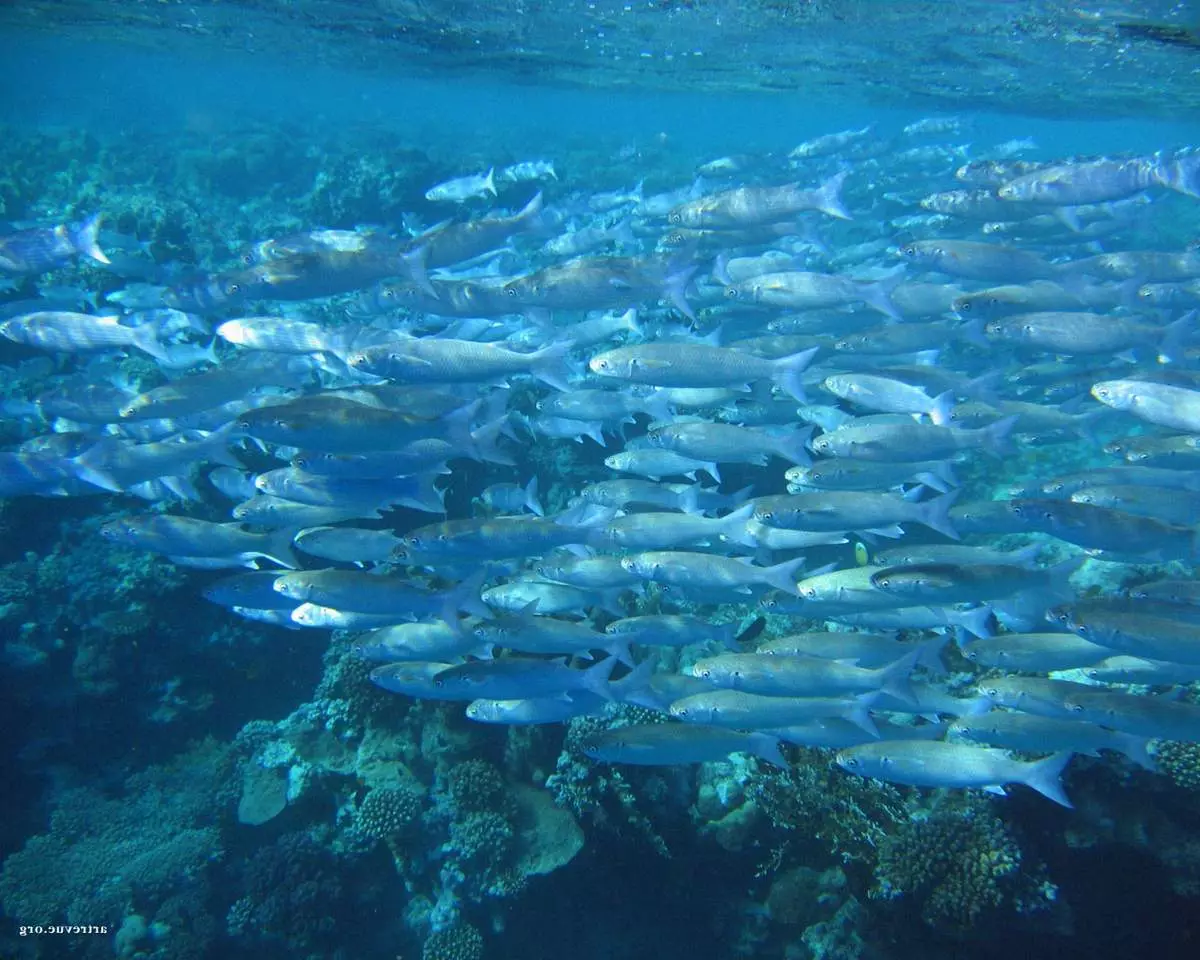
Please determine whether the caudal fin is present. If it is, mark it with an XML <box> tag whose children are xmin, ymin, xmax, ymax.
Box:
<box><xmin>747</xmin><ymin>732</ymin><xmax>789</xmax><ymax>768</ymax></box>
<box><xmin>773</xmin><ymin>346</ymin><xmax>820</xmax><ymax>404</ymax></box>
<box><xmin>812</xmin><ymin>170</ymin><xmax>852</xmax><ymax>221</ymax></box>
<box><xmin>529</xmin><ymin>340</ymin><xmax>576</xmax><ymax>392</ymax></box>
<box><xmin>917</xmin><ymin>489</ymin><xmax>961</xmax><ymax>540</ymax></box>
<box><xmin>1021</xmin><ymin>751</ymin><xmax>1074</xmax><ymax>809</ymax></box>
<box><xmin>760</xmin><ymin>555</ymin><xmax>806</xmax><ymax>595</ymax></box>
<box><xmin>70</xmin><ymin>213</ymin><xmax>110</xmax><ymax>265</ymax></box>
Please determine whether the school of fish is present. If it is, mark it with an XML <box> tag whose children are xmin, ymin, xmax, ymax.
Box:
<box><xmin>3</xmin><ymin>124</ymin><xmax>1200</xmax><ymax>810</ymax></box>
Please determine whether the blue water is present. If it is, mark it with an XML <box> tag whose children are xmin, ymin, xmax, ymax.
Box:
<box><xmin>2</xmin><ymin>5</ymin><xmax>1200</xmax><ymax>960</ymax></box>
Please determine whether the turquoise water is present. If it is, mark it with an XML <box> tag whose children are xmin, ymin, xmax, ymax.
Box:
<box><xmin>1</xmin><ymin>4</ymin><xmax>1200</xmax><ymax>960</ymax></box>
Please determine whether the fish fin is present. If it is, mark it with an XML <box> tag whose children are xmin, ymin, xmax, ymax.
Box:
<box><xmin>1115</xmin><ymin>734</ymin><xmax>1157</xmax><ymax>773</ymax></box>
<box><xmin>663</xmin><ymin>263</ymin><xmax>699</xmax><ymax>321</ymax></box>
<box><xmin>982</xmin><ymin>414</ymin><xmax>1019</xmax><ymax>458</ymax></box>
<box><xmin>401</xmin><ymin>243</ymin><xmax>436</xmax><ymax>298</ymax></box>
<box><xmin>468</xmin><ymin>417</ymin><xmax>517</xmax><ymax>466</ymax></box>
<box><xmin>582</xmin><ymin>655</ymin><xmax>620</xmax><ymax>701</ymax></box>
<box><xmin>876</xmin><ymin>649</ymin><xmax>921</xmax><ymax>705</ymax></box>
<box><xmin>71</xmin><ymin>213</ymin><xmax>110</xmax><ymax>265</ymax></box>
<box><xmin>485</xmin><ymin>168</ymin><xmax>497</xmax><ymax>196</ymax></box>
<box><xmin>772</xmin><ymin>424</ymin><xmax>814</xmax><ymax>467</ymax></box>
<box><xmin>762</xmin><ymin>556</ymin><xmax>806</xmax><ymax>595</ymax></box>
<box><xmin>928</xmin><ymin>390</ymin><xmax>956</xmax><ymax>427</ymax></box>
<box><xmin>261</xmin><ymin>528</ymin><xmax>303</xmax><ymax>570</ymax></box>
<box><xmin>844</xmin><ymin>692</ymin><xmax>880</xmax><ymax>737</ymax></box>
<box><xmin>919</xmin><ymin>488</ymin><xmax>961</xmax><ymax>540</ymax></box>
<box><xmin>528</xmin><ymin>340</ymin><xmax>576</xmax><ymax>393</ymax></box>
<box><xmin>523</xmin><ymin>475</ymin><xmax>544</xmax><ymax>516</ymax></box>
<box><xmin>716</xmin><ymin>502</ymin><xmax>757</xmax><ymax>547</ymax></box>
<box><xmin>813</xmin><ymin>170</ymin><xmax>852</xmax><ymax>221</ymax></box>
<box><xmin>605</xmin><ymin>636</ymin><xmax>636</xmax><ymax>668</ymax></box>
<box><xmin>449</xmin><ymin>569</ymin><xmax>493</xmax><ymax>622</ymax></box>
<box><xmin>747</xmin><ymin>732</ymin><xmax>789</xmax><ymax>768</ymax></box>
<box><xmin>773</xmin><ymin>346</ymin><xmax>820</xmax><ymax>404</ymax></box>
<box><xmin>863</xmin><ymin>267</ymin><xmax>905</xmax><ymax>321</ymax></box>
<box><xmin>1022</xmin><ymin>751</ymin><xmax>1074</xmax><ymax>809</ymax></box>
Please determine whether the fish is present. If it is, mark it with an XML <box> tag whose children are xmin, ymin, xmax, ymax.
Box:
<box><xmin>835</xmin><ymin>741</ymin><xmax>1073</xmax><ymax>808</ymax></box>
<box><xmin>687</xmin><ymin>649</ymin><xmax>919</xmax><ymax>702</ymax></box>
<box><xmin>589</xmin><ymin>342</ymin><xmax>816</xmax><ymax>402</ymax></box>
<box><xmin>425</xmin><ymin>655</ymin><xmax>619</xmax><ymax>701</ymax></box>
<box><xmin>425</xmin><ymin>168</ymin><xmax>498</xmax><ymax>203</ymax></box>
<box><xmin>99</xmin><ymin>515</ymin><xmax>300</xmax><ymax>568</ymax></box>
<box><xmin>582</xmin><ymin>723</ymin><xmax>786</xmax><ymax>767</ymax></box>
<box><xmin>670</xmin><ymin>688</ymin><xmax>879</xmax><ymax>735</ymax></box>
<box><xmin>948</xmin><ymin>712</ymin><xmax>1155</xmax><ymax>772</ymax></box>
<box><xmin>0</xmin><ymin>214</ymin><xmax>108</xmax><ymax>273</ymax></box>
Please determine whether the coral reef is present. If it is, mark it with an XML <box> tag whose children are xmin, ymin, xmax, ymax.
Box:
<box><xmin>871</xmin><ymin>798</ymin><xmax>1058</xmax><ymax>933</ymax></box>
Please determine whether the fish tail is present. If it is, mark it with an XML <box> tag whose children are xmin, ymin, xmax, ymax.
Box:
<box><xmin>919</xmin><ymin>488</ymin><xmax>961</xmax><ymax>540</ymax></box>
<box><xmin>761</xmin><ymin>555</ymin><xmax>806</xmax><ymax>595</ymax></box>
<box><xmin>1156</xmin><ymin>149</ymin><xmax>1200</xmax><ymax>199</ymax></box>
<box><xmin>468</xmin><ymin>417</ymin><xmax>518</xmax><ymax>466</ymax></box>
<box><xmin>583</xmin><ymin>655</ymin><xmax>620</xmax><ymax>700</ymax></box>
<box><xmin>618</xmin><ymin>307</ymin><xmax>642</xmax><ymax>340</ymax></box>
<box><xmin>747</xmin><ymin>732</ymin><xmax>788</xmax><ymax>768</ymax></box>
<box><xmin>983</xmin><ymin>413</ymin><xmax>1019</xmax><ymax>458</ymax></box>
<box><xmin>449</xmin><ymin>569</ymin><xmax>492</xmax><ymax>621</ymax></box>
<box><xmin>129</xmin><ymin>322</ymin><xmax>170</xmax><ymax>363</ymax></box>
<box><xmin>517</xmin><ymin>190</ymin><xmax>544</xmax><ymax>223</ymax></box>
<box><xmin>772</xmin><ymin>346</ymin><xmax>820</xmax><ymax>404</ymax></box>
<box><xmin>711</xmin><ymin>252</ymin><xmax>733</xmax><ymax>287</ymax></box>
<box><xmin>917</xmin><ymin>633</ymin><xmax>951</xmax><ymax>675</ymax></box>
<box><xmin>1115</xmin><ymin>734</ymin><xmax>1157</xmax><ymax>773</ymax></box>
<box><xmin>876</xmin><ymin>648</ymin><xmax>921</xmax><ymax>705</ymax></box>
<box><xmin>70</xmin><ymin>212</ymin><xmax>110</xmax><ymax>265</ymax></box>
<box><xmin>956</xmin><ymin>604</ymin><xmax>995</xmax><ymax>640</ymax></box>
<box><xmin>717</xmin><ymin>502</ymin><xmax>757</xmax><ymax>547</ymax></box>
<box><xmin>1022</xmin><ymin>751</ymin><xmax>1074</xmax><ymax>808</ymax></box>
<box><xmin>772</xmin><ymin>424</ymin><xmax>814</xmax><ymax>467</ymax></box>
<box><xmin>484</xmin><ymin>167</ymin><xmax>497</xmax><ymax>196</ymax></box>
<box><xmin>400</xmin><ymin>243</ymin><xmax>435</xmax><ymax>298</ymax></box>
<box><xmin>523</xmin><ymin>475</ymin><xmax>544</xmax><ymax>516</ymax></box>
<box><xmin>928</xmin><ymin>390</ymin><xmax>956</xmax><ymax>427</ymax></box>
<box><xmin>263</xmin><ymin>528</ymin><xmax>302</xmax><ymax>570</ymax></box>
<box><xmin>863</xmin><ymin>267</ymin><xmax>906</xmax><ymax>321</ymax></box>
<box><xmin>1159</xmin><ymin>309</ymin><xmax>1196</xmax><ymax>364</ymax></box>
<box><xmin>814</xmin><ymin>169</ymin><xmax>852</xmax><ymax>221</ymax></box>
<box><xmin>605</xmin><ymin>636</ymin><xmax>636</xmax><ymax>668</ymax></box>
<box><xmin>528</xmin><ymin>339</ymin><xmax>576</xmax><ymax>392</ymax></box>
<box><xmin>662</xmin><ymin>263</ymin><xmax>698</xmax><ymax>321</ymax></box>
<box><xmin>610</xmin><ymin>653</ymin><xmax>656</xmax><ymax>699</ymax></box>
<box><xmin>844</xmin><ymin>692</ymin><xmax>880</xmax><ymax>737</ymax></box>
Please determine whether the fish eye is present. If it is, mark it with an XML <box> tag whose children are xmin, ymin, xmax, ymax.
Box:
<box><xmin>983</xmin><ymin>685</ymin><xmax>998</xmax><ymax>697</ymax></box>
<box><xmin>1068</xmin><ymin>702</ymin><xmax>1084</xmax><ymax>714</ymax></box>
<box><xmin>668</xmin><ymin>212</ymin><xmax>682</xmax><ymax>225</ymax></box>
<box><xmin>1021</xmin><ymin>323</ymin><xmax>1035</xmax><ymax>335</ymax></box>
<box><xmin>901</xmin><ymin>246</ymin><xmax>915</xmax><ymax>257</ymax></box>
<box><xmin>226</xmin><ymin>282</ymin><xmax>242</xmax><ymax>295</ymax></box>
<box><xmin>724</xmin><ymin>287</ymin><xmax>739</xmax><ymax>299</ymax></box>
<box><xmin>841</xmin><ymin>756</ymin><xmax>858</xmax><ymax>769</ymax></box>
<box><xmin>240</xmin><ymin>252</ymin><xmax>254</xmax><ymax>266</ymax></box>
<box><xmin>958</xmin><ymin>300</ymin><xmax>972</xmax><ymax>312</ymax></box>
<box><xmin>506</xmin><ymin>287</ymin><xmax>518</xmax><ymax>297</ymax></box>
